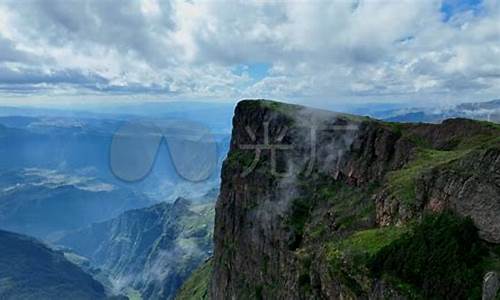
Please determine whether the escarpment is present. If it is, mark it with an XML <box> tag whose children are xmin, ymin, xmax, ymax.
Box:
<box><xmin>205</xmin><ymin>100</ymin><xmax>500</xmax><ymax>300</ymax></box>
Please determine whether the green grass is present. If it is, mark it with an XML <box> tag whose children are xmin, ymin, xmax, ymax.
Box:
<box><xmin>338</xmin><ymin>227</ymin><xmax>407</xmax><ymax>258</ymax></box>
<box><xmin>258</xmin><ymin>99</ymin><xmax>301</xmax><ymax>114</ymax></box>
<box><xmin>370</xmin><ymin>212</ymin><xmax>486</xmax><ymax>299</ymax></box>
<box><xmin>322</xmin><ymin>212</ymin><xmax>500</xmax><ymax>298</ymax></box>
<box><xmin>326</xmin><ymin>226</ymin><xmax>407</xmax><ymax>267</ymax></box>
<box><xmin>324</xmin><ymin>183</ymin><xmax>376</xmax><ymax>231</ymax></box>
<box><xmin>248</xmin><ymin>99</ymin><xmax>369</xmax><ymax>124</ymax></box>
<box><xmin>386</xmin><ymin>148</ymin><xmax>468</xmax><ymax>204</ymax></box>
<box><xmin>175</xmin><ymin>260</ymin><xmax>212</xmax><ymax>300</ymax></box>
<box><xmin>322</xmin><ymin>226</ymin><xmax>408</xmax><ymax>298</ymax></box>
<box><xmin>286</xmin><ymin>179</ymin><xmax>376</xmax><ymax>250</ymax></box>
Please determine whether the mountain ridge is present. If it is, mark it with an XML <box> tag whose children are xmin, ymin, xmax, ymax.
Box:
<box><xmin>176</xmin><ymin>99</ymin><xmax>500</xmax><ymax>299</ymax></box>
<box><xmin>58</xmin><ymin>197</ymin><xmax>215</xmax><ymax>300</ymax></box>
<box><xmin>383</xmin><ymin>98</ymin><xmax>500</xmax><ymax>123</ymax></box>
<box><xmin>0</xmin><ymin>229</ymin><xmax>110</xmax><ymax>300</ymax></box>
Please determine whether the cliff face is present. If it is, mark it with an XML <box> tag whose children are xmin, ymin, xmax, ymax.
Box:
<box><xmin>209</xmin><ymin>100</ymin><xmax>500</xmax><ymax>299</ymax></box>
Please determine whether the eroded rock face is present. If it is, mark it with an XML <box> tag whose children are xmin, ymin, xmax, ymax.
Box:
<box><xmin>415</xmin><ymin>148</ymin><xmax>500</xmax><ymax>243</ymax></box>
<box><xmin>340</xmin><ymin>121</ymin><xmax>416</xmax><ymax>185</ymax></box>
<box><xmin>210</xmin><ymin>100</ymin><xmax>500</xmax><ymax>299</ymax></box>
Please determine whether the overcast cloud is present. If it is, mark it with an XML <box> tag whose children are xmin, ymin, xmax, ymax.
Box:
<box><xmin>0</xmin><ymin>0</ymin><xmax>499</xmax><ymax>106</ymax></box>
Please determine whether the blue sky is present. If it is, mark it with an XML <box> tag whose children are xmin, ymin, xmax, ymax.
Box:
<box><xmin>0</xmin><ymin>0</ymin><xmax>499</xmax><ymax>108</ymax></box>
<box><xmin>233</xmin><ymin>63</ymin><xmax>270</xmax><ymax>82</ymax></box>
<box><xmin>441</xmin><ymin>0</ymin><xmax>483</xmax><ymax>21</ymax></box>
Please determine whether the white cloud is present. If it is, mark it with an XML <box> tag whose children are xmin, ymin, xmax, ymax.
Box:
<box><xmin>0</xmin><ymin>0</ymin><xmax>499</xmax><ymax>106</ymax></box>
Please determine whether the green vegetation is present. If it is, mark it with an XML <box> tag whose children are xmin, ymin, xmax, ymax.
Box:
<box><xmin>482</xmin><ymin>244</ymin><xmax>500</xmax><ymax>278</ymax></box>
<box><xmin>325</xmin><ymin>226</ymin><xmax>407</xmax><ymax>279</ymax></box>
<box><xmin>257</xmin><ymin>99</ymin><xmax>301</xmax><ymax>115</ymax></box>
<box><xmin>382</xmin><ymin>122</ymin><xmax>432</xmax><ymax>148</ymax></box>
<box><xmin>383</xmin><ymin>117</ymin><xmax>500</xmax><ymax>150</ymax></box>
<box><xmin>371</xmin><ymin>212</ymin><xmax>486</xmax><ymax>299</ymax></box>
<box><xmin>387</xmin><ymin>148</ymin><xmax>468</xmax><ymax>204</ymax></box>
<box><xmin>222</xmin><ymin>101</ymin><xmax>500</xmax><ymax>299</ymax></box>
<box><xmin>320</xmin><ymin>212</ymin><xmax>498</xmax><ymax>299</ymax></box>
<box><xmin>175</xmin><ymin>260</ymin><xmax>212</xmax><ymax>300</ymax></box>
<box><xmin>323</xmin><ymin>182</ymin><xmax>377</xmax><ymax>231</ymax></box>
<box><xmin>225</xmin><ymin>148</ymin><xmax>256</xmax><ymax>170</ymax></box>
<box><xmin>287</xmin><ymin>196</ymin><xmax>312</xmax><ymax>249</ymax></box>
<box><xmin>0</xmin><ymin>230</ymin><xmax>107</xmax><ymax>300</ymax></box>
<box><xmin>286</xmin><ymin>178</ymin><xmax>376</xmax><ymax>250</ymax></box>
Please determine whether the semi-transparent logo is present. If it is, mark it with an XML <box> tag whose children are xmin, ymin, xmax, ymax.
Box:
<box><xmin>110</xmin><ymin>119</ymin><xmax>217</xmax><ymax>182</ymax></box>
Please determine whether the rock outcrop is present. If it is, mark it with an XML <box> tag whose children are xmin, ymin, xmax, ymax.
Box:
<box><xmin>483</xmin><ymin>272</ymin><xmax>499</xmax><ymax>300</ymax></box>
<box><xmin>204</xmin><ymin>100</ymin><xmax>500</xmax><ymax>299</ymax></box>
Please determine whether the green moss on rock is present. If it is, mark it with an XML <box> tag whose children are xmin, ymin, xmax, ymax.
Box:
<box><xmin>325</xmin><ymin>226</ymin><xmax>408</xmax><ymax>279</ymax></box>
<box><xmin>175</xmin><ymin>259</ymin><xmax>212</xmax><ymax>300</ymax></box>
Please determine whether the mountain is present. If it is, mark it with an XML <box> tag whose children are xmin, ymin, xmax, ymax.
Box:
<box><xmin>383</xmin><ymin>99</ymin><xmax>500</xmax><ymax>123</ymax></box>
<box><xmin>0</xmin><ymin>168</ymin><xmax>153</xmax><ymax>240</ymax></box>
<box><xmin>179</xmin><ymin>100</ymin><xmax>500</xmax><ymax>299</ymax></box>
<box><xmin>57</xmin><ymin>197</ymin><xmax>215</xmax><ymax>300</ymax></box>
<box><xmin>0</xmin><ymin>113</ymin><xmax>229</xmax><ymax>202</ymax></box>
<box><xmin>0</xmin><ymin>229</ymin><xmax>109</xmax><ymax>300</ymax></box>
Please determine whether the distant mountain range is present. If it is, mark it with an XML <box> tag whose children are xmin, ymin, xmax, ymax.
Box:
<box><xmin>380</xmin><ymin>99</ymin><xmax>500</xmax><ymax>123</ymax></box>
<box><xmin>0</xmin><ymin>168</ymin><xmax>153</xmax><ymax>240</ymax></box>
<box><xmin>0</xmin><ymin>104</ymin><xmax>231</xmax><ymax>202</ymax></box>
<box><xmin>0</xmin><ymin>102</ymin><xmax>230</xmax><ymax>299</ymax></box>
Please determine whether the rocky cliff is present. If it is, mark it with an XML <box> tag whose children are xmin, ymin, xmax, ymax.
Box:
<box><xmin>206</xmin><ymin>100</ymin><xmax>500</xmax><ymax>299</ymax></box>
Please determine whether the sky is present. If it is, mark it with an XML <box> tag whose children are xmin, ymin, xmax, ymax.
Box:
<box><xmin>0</xmin><ymin>0</ymin><xmax>499</xmax><ymax>108</ymax></box>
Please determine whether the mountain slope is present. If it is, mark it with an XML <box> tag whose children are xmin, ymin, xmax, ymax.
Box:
<box><xmin>204</xmin><ymin>100</ymin><xmax>500</xmax><ymax>299</ymax></box>
<box><xmin>0</xmin><ymin>229</ymin><xmax>108</xmax><ymax>300</ymax></box>
<box><xmin>57</xmin><ymin>198</ymin><xmax>215</xmax><ymax>300</ymax></box>
<box><xmin>0</xmin><ymin>168</ymin><xmax>153</xmax><ymax>240</ymax></box>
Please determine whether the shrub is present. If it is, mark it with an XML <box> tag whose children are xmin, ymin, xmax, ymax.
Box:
<box><xmin>370</xmin><ymin>212</ymin><xmax>486</xmax><ymax>299</ymax></box>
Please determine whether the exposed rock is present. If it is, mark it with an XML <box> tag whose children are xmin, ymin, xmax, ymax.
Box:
<box><xmin>209</xmin><ymin>100</ymin><xmax>500</xmax><ymax>299</ymax></box>
<box><xmin>483</xmin><ymin>272</ymin><xmax>499</xmax><ymax>300</ymax></box>
<box><xmin>415</xmin><ymin>147</ymin><xmax>500</xmax><ymax>243</ymax></box>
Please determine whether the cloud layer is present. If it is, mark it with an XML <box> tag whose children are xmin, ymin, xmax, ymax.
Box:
<box><xmin>0</xmin><ymin>0</ymin><xmax>499</xmax><ymax>105</ymax></box>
